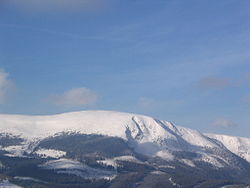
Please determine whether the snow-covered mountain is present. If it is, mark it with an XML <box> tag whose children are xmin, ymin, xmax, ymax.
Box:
<box><xmin>0</xmin><ymin>110</ymin><xmax>249</xmax><ymax>163</ymax></box>
<box><xmin>0</xmin><ymin>111</ymin><xmax>250</xmax><ymax>187</ymax></box>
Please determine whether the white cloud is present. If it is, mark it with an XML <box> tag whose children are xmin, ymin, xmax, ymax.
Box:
<box><xmin>48</xmin><ymin>88</ymin><xmax>98</xmax><ymax>107</ymax></box>
<box><xmin>197</xmin><ymin>77</ymin><xmax>229</xmax><ymax>90</ymax></box>
<box><xmin>211</xmin><ymin>118</ymin><xmax>237</xmax><ymax>128</ymax></box>
<box><xmin>0</xmin><ymin>69</ymin><xmax>13</xmax><ymax>104</ymax></box>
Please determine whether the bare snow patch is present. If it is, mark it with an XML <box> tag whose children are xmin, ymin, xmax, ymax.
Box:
<box><xmin>97</xmin><ymin>158</ymin><xmax>119</xmax><ymax>169</ymax></box>
<box><xmin>114</xmin><ymin>155</ymin><xmax>143</xmax><ymax>163</ymax></box>
<box><xmin>180</xmin><ymin>159</ymin><xmax>195</xmax><ymax>167</ymax></box>
<box><xmin>158</xmin><ymin>165</ymin><xmax>176</xmax><ymax>169</ymax></box>
<box><xmin>150</xmin><ymin>171</ymin><xmax>166</xmax><ymax>175</ymax></box>
<box><xmin>34</xmin><ymin>148</ymin><xmax>66</xmax><ymax>158</ymax></box>
<box><xmin>14</xmin><ymin>176</ymin><xmax>46</xmax><ymax>183</ymax></box>
<box><xmin>2</xmin><ymin>145</ymin><xmax>26</xmax><ymax>157</ymax></box>
<box><xmin>169</xmin><ymin>177</ymin><xmax>180</xmax><ymax>187</ymax></box>
<box><xmin>1</xmin><ymin>139</ymin><xmax>39</xmax><ymax>158</ymax></box>
<box><xmin>97</xmin><ymin>155</ymin><xmax>143</xmax><ymax>169</ymax></box>
<box><xmin>156</xmin><ymin>151</ymin><xmax>174</xmax><ymax>161</ymax></box>
<box><xmin>40</xmin><ymin>158</ymin><xmax>116</xmax><ymax>180</ymax></box>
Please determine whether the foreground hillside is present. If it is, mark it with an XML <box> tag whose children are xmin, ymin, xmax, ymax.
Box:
<box><xmin>0</xmin><ymin>111</ymin><xmax>249</xmax><ymax>188</ymax></box>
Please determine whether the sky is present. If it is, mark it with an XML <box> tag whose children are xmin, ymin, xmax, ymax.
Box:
<box><xmin>0</xmin><ymin>0</ymin><xmax>250</xmax><ymax>137</ymax></box>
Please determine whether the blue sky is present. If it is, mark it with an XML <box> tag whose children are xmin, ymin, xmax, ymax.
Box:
<box><xmin>0</xmin><ymin>0</ymin><xmax>250</xmax><ymax>137</ymax></box>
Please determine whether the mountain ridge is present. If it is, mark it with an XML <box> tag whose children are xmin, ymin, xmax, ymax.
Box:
<box><xmin>0</xmin><ymin>110</ymin><xmax>249</xmax><ymax>163</ymax></box>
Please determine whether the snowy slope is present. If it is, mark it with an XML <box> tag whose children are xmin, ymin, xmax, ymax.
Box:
<box><xmin>0</xmin><ymin>111</ymin><xmax>219</xmax><ymax>155</ymax></box>
<box><xmin>206</xmin><ymin>133</ymin><xmax>250</xmax><ymax>163</ymax></box>
<box><xmin>0</xmin><ymin>110</ymin><xmax>249</xmax><ymax>165</ymax></box>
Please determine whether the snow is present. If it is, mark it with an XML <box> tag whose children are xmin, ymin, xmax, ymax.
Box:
<box><xmin>168</xmin><ymin>177</ymin><xmax>180</xmax><ymax>187</ymax></box>
<box><xmin>40</xmin><ymin>158</ymin><xmax>85</xmax><ymax>170</ymax></box>
<box><xmin>156</xmin><ymin>151</ymin><xmax>174</xmax><ymax>161</ymax></box>
<box><xmin>97</xmin><ymin>155</ymin><xmax>144</xmax><ymax>169</ymax></box>
<box><xmin>2</xmin><ymin>145</ymin><xmax>26</xmax><ymax>157</ymax></box>
<box><xmin>150</xmin><ymin>171</ymin><xmax>166</xmax><ymax>175</ymax></box>
<box><xmin>206</xmin><ymin>133</ymin><xmax>250</xmax><ymax>163</ymax></box>
<box><xmin>14</xmin><ymin>176</ymin><xmax>45</xmax><ymax>183</ymax></box>
<box><xmin>40</xmin><ymin>158</ymin><xmax>116</xmax><ymax>180</ymax></box>
<box><xmin>158</xmin><ymin>165</ymin><xmax>176</xmax><ymax>169</ymax></box>
<box><xmin>180</xmin><ymin>159</ymin><xmax>195</xmax><ymax>167</ymax></box>
<box><xmin>174</xmin><ymin>125</ymin><xmax>219</xmax><ymax>148</ymax></box>
<box><xmin>97</xmin><ymin>158</ymin><xmax>119</xmax><ymax>169</ymax></box>
<box><xmin>198</xmin><ymin>153</ymin><xmax>224</xmax><ymax>168</ymax></box>
<box><xmin>34</xmin><ymin>148</ymin><xmax>66</xmax><ymax>158</ymax></box>
<box><xmin>1</xmin><ymin>140</ymin><xmax>38</xmax><ymax>158</ymax></box>
<box><xmin>0</xmin><ymin>180</ymin><xmax>22</xmax><ymax>188</ymax></box>
<box><xmin>114</xmin><ymin>155</ymin><xmax>143</xmax><ymax>163</ymax></box>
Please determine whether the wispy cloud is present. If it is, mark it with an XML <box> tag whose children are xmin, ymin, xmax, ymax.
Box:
<box><xmin>211</xmin><ymin>118</ymin><xmax>237</xmax><ymax>128</ymax></box>
<box><xmin>0</xmin><ymin>23</ymin><xmax>127</xmax><ymax>42</ymax></box>
<box><xmin>196</xmin><ymin>73</ymin><xmax>250</xmax><ymax>92</ymax></box>
<box><xmin>5</xmin><ymin>0</ymin><xmax>113</xmax><ymax>13</ymax></box>
<box><xmin>197</xmin><ymin>77</ymin><xmax>230</xmax><ymax>90</ymax></box>
<box><xmin>48</xmin><ymin>88</ymin><xmax>98</xmax><ymax>107</ymax></box>
<box><xmin>0</xmin><ymin>69</ymin><xmax>14</xmax><ymax>104</ymax></box>
<box><xmin>138</xmin><ymin>97</ymin><xmax>155</xmax><ymax>109</ymax></box>
<box><xmin>240</xmin><ymin>94</ymin><xmax>250</xmax><ymax>104</ymax></box>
